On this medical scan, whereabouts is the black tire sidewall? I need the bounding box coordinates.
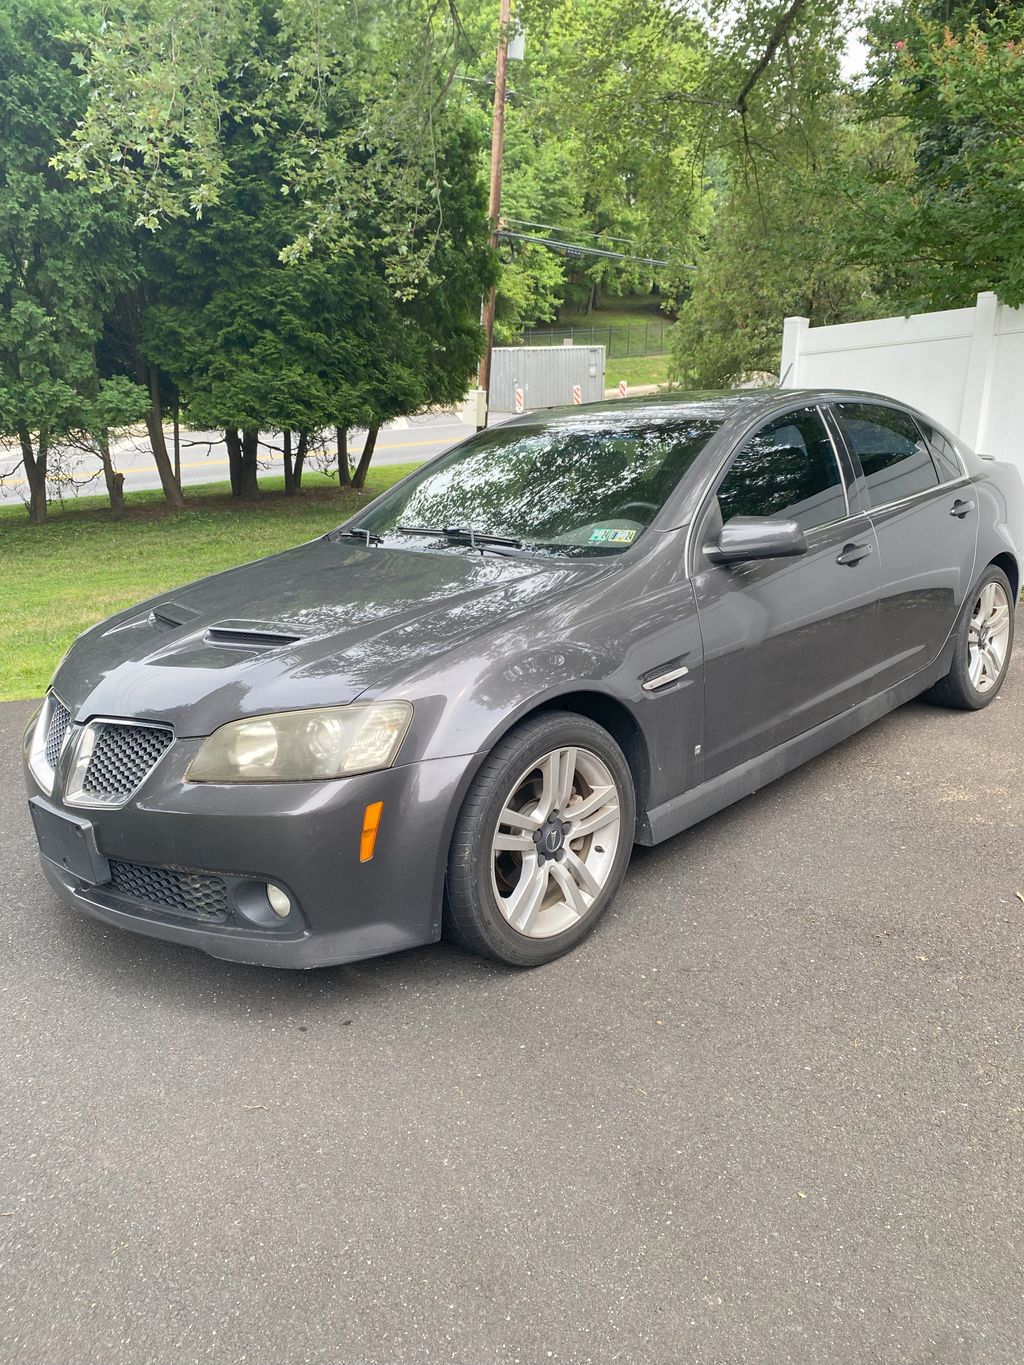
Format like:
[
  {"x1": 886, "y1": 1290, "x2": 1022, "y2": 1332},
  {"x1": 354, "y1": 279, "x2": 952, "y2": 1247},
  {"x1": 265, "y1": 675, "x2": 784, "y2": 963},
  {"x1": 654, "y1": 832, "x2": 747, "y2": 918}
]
[{"x1": 445, "y1": 712, "x2": 637, "y2": 966}]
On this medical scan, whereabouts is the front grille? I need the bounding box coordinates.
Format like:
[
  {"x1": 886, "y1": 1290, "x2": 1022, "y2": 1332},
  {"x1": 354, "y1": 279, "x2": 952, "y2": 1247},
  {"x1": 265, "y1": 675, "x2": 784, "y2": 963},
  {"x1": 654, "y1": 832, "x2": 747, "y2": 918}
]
[
  {"x1": 45, "y1": 698, "x2": 71, "y2": 769},
  {"x1": 106, "y1": 860, "x2": 229, "y2": 922},
  {"x1": 81, "y1": 723, "x2": 173, "y2": 801}
]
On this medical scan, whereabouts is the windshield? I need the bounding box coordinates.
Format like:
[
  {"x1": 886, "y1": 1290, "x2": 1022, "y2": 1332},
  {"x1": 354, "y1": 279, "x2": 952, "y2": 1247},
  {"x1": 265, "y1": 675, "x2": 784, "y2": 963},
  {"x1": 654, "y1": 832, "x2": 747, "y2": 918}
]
[{"x1": 357, "y1": 417, "x2": 722, "y2": 557}]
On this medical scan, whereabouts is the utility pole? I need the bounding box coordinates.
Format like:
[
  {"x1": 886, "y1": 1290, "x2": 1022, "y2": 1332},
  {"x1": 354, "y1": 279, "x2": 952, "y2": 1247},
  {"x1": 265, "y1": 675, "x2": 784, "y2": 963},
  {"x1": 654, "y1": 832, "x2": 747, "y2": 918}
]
[{"x1": 476, "y1": 0, "x2": 512, "y2": 424}]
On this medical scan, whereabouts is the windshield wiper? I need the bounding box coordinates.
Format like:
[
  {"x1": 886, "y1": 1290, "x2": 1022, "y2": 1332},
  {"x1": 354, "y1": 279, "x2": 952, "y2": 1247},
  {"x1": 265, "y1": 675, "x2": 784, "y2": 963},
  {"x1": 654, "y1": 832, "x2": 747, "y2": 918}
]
[
  {"x1": 397, "y1": 525, "x2": 531, "y2": 553},
  {"x1": 330, "y1": 526, "x2": 383, "y2": 546}
]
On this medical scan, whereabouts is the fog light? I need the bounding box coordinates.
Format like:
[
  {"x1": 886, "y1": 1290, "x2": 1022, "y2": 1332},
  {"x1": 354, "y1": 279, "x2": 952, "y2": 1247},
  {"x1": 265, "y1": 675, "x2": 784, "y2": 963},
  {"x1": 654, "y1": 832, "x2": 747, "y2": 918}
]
[{"x1": 266, "y1": 883, "x2": 292, "y2": 918}]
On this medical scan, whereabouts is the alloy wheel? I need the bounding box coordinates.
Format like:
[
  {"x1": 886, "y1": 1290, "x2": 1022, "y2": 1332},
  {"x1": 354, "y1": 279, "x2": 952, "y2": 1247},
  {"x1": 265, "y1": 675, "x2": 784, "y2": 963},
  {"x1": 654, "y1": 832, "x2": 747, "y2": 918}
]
[
  {"x1": 968, "y1": 580, "x2": 1011, "y2": 694},
  {"x1": 489, "y1": 746, "x2": 622, "y2": 939}
]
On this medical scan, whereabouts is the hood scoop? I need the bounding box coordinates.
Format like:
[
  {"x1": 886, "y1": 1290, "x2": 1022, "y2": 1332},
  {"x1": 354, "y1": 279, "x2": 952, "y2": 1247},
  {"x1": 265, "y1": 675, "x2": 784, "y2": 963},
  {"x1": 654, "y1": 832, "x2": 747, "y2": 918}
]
[
  {"x1": 151, "y1": 601, "x2": 201, "y2": 629},
  {"x1": 204, "y1": 621, "x2": 305, "y2": 651}
]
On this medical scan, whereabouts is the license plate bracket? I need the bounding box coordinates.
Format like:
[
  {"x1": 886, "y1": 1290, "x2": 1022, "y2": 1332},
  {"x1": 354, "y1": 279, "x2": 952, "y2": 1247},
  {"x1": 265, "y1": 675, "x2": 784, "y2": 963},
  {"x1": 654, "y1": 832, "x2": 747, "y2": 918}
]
[{"x1": 29, "y1": 798, "x2": 110, "y2": 885}]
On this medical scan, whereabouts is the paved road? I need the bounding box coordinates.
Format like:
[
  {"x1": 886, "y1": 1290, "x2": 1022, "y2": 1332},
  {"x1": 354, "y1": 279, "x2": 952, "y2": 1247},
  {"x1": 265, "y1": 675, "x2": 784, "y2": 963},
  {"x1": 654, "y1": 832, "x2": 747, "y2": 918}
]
[
  {"x1": 0, "y1": 413, "x2": 482, "y2": 504},
  {"x1": 2, "y1": 664, "x2": 1023, "y2": 1364}
]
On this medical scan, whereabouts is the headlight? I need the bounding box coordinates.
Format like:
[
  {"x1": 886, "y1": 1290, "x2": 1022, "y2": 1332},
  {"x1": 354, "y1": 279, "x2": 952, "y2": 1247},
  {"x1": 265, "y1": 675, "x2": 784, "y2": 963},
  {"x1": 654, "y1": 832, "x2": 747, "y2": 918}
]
[{"x1": 186, "y1": 702, "x2": 413, "y2": 783}]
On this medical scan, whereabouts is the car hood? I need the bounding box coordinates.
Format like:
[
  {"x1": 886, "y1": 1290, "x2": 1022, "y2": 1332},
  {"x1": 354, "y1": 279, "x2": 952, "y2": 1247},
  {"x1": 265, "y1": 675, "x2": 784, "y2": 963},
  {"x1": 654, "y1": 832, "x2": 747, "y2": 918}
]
[{"x1": 53, "y1": 538, "x2": 595, "y2": 737}]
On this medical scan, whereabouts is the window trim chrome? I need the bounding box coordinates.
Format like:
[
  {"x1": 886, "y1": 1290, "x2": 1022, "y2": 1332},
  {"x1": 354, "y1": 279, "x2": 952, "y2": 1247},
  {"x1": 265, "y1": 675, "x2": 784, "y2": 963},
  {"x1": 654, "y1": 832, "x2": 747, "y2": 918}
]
[
  {"x1": 859, "y1": 473, "x2": 973, "y2": 520},
  {"x1": 63, "y1": 717, "x2": 175, "y2": 810}
]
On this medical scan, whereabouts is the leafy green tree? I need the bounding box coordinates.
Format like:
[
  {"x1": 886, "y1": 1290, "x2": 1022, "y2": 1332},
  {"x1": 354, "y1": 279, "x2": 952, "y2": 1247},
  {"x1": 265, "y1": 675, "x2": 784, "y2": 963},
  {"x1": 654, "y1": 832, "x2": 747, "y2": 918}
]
[
  {"x1": 669, "y1": 115, "x2": 891, "y2": 386},
  {"x1": 0, "y1": 0, "x2": 148, "y2": 523},
  {"x1": 61, "y1": 0, "x2": 491, "y2": 500},
  {"x1": 668, "y1": 0, "x2": 889, "y2": 385},
  {"x1": 134, "y1": 9, "x2": 490, "y2": 499},
  {"x1": 455, "y1": 0, "x2": 711, "y2": 334},
  {"x1": 842, "y1": 3, "x2": 1024, "y2": 310}
]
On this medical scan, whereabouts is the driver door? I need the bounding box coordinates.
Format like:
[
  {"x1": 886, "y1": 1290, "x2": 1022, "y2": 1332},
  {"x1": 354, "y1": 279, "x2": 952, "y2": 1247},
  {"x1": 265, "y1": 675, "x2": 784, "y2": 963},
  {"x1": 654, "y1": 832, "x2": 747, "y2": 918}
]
[{"x1": 691, "y1": 404, "x2": 880, "y2": 781}]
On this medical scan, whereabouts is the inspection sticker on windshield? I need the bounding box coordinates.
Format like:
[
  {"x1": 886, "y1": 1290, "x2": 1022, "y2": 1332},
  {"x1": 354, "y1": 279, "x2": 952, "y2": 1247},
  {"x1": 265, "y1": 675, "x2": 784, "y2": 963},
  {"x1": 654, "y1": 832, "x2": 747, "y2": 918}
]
[{"x1": 589, "y1": 527, "x2": 637, "y2": 544}]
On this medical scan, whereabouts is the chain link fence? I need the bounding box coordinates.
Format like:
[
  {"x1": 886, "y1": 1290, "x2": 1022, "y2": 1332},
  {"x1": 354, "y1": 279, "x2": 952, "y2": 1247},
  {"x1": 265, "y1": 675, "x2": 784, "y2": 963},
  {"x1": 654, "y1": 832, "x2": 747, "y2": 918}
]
[{"x1": 521, "y1": 321, "x2": 669, "y2": 358}]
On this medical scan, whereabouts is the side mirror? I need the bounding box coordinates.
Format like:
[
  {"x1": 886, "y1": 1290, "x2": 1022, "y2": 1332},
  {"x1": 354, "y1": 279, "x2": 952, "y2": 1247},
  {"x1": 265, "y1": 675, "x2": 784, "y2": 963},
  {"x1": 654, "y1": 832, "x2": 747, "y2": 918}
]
[{"x1": 704, "y1": 515, "x2": 808, "y2": 565}]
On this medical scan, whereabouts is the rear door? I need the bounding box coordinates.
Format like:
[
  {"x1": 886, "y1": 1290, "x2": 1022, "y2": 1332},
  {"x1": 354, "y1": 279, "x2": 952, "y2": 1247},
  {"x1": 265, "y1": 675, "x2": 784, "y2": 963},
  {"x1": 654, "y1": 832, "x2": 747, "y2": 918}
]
[
  {"x1": 691, "y1": 404, "x2": 880, "y2": 781},
  {"x1": 829, "y1": 402, "x2": 979, "y2": 694}
]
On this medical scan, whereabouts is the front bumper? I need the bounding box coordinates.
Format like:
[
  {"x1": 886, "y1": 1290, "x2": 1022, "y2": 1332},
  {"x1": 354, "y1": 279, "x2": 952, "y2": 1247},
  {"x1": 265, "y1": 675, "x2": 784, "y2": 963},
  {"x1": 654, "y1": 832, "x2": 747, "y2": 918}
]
[{"x1": 25, "y1": 730, "x2": 472, "y2": 968}]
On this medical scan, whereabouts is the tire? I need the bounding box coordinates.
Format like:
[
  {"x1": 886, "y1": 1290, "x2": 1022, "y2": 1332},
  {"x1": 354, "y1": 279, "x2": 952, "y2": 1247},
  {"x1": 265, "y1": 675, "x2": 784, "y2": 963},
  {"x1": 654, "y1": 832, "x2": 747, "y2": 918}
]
[
  {"x1": 925, "y1": 564, "x2": 1015, "y2": 710},
  {"x1": 444, "y1": 710, "x2": 637, "y2": 967}
]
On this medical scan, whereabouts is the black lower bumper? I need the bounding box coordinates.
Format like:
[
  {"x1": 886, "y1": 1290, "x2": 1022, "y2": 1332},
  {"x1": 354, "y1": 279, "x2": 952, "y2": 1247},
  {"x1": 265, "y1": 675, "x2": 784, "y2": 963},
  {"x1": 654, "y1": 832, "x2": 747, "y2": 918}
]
[{"x1": 29, "y1": 749, "x2": 474, "y2": 969}]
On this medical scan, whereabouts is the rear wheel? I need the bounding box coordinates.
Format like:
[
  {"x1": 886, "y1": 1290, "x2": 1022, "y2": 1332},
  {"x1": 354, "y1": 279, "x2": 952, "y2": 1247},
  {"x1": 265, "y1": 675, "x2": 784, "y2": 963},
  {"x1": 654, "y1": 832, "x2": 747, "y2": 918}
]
[
  {"x1": 926, "y1": 565, "x2": 1015, "y2": 710},
  {"x1": 444, "y1": 711, "x2": 636, "y2": 966}
]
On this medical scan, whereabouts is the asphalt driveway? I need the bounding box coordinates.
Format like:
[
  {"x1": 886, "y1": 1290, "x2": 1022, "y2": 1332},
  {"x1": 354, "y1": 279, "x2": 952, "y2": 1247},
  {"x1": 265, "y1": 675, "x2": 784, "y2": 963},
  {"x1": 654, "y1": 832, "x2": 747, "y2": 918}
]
[{"x1": 2, "y1": 668, "x2": 1023, "y2": 1365}]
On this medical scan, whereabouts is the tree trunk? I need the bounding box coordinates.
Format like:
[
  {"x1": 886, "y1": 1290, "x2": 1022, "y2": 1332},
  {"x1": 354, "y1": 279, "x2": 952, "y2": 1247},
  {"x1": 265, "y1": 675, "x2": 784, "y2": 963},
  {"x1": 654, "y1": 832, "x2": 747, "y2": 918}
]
[
  {"x1": 144, "y1": 364, "x2": 184, "y2": 510},
  {"x1": 294, "y1": 431, "x2": 308, "y2": 491},
  {"x1": 283, "y1": 430, "x2": 294, "y2": 495},
  {"x1": 351, "y1": 423, "x2": 381, "y2": 490},
  {"x1": 172, "y1": 392, "x2": 181, "y2": 488},
  {"x1": 18, "y1": 427, "x2": 47, "y2": 525},
  {"x1": 96, "y1": 430, "x2": 125, "y2": 519},
  {"x1": 336, "y1": 426, "x2": 352, "y2": 486},
  {"x1": 238, "y1": 427, "x2": 260, "y2": 500},
  {"x1": 225, "y1": 428, "x2": 242, "y2": 496}
]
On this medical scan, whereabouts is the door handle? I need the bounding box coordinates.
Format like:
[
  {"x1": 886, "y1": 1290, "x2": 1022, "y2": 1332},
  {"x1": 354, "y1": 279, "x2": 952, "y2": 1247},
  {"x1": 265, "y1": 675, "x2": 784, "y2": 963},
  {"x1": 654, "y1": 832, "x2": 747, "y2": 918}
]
[
  {"x1": 836, "y1": 542, "x2": 873, "y2": 566},
  {"x1": 950, "y1": 498, "x2": 975, "y2": 518}
]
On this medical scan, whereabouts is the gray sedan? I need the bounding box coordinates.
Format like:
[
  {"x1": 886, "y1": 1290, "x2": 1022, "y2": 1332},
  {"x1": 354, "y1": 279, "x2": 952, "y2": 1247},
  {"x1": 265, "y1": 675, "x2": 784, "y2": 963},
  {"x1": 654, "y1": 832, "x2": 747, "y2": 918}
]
[{"x1": 23, "y1": 390, "x2": 1023, "y2": 967}]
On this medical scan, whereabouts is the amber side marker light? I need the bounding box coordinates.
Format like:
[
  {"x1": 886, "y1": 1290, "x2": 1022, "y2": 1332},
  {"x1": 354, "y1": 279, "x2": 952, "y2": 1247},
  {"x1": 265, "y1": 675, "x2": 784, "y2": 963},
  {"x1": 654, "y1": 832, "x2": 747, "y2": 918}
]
[{"x1": 360, "y1": 801, "x2": 384, "y2": 863}]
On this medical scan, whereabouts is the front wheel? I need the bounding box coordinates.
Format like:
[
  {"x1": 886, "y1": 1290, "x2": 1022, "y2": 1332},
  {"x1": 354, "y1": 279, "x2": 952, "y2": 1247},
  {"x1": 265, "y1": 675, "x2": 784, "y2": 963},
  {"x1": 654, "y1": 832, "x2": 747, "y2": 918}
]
[
  {"x1": 926, "y1": 565, "x2": 1015, "y2": 710},
  {"x1": 444, "y1": 711, "x2": 636, "y2": 966}
]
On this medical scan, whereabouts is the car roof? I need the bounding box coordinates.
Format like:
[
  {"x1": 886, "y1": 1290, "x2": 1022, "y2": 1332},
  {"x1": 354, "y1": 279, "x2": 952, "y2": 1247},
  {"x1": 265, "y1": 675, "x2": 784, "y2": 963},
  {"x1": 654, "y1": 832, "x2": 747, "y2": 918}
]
[{"x1": 498, "y1": 387, "x2": 919, "y2": 430}]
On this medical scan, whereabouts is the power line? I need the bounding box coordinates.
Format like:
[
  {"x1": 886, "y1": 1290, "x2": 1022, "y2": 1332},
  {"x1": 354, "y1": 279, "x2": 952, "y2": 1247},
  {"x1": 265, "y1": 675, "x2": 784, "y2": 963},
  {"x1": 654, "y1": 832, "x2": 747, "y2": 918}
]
[
  {"x1": 498, "y1": 228, "x2": 694, "y2": 270},
  {"x1": 503, "y1": 217, "x2": 647, "y2": 248}
]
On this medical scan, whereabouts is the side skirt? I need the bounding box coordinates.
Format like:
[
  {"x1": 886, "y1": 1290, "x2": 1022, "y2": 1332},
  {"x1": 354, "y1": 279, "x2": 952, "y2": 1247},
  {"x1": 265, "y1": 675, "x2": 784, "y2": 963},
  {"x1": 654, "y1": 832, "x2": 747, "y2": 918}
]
[{"x1": 637, "y1": 652, "x2": 952, "y2": 847}]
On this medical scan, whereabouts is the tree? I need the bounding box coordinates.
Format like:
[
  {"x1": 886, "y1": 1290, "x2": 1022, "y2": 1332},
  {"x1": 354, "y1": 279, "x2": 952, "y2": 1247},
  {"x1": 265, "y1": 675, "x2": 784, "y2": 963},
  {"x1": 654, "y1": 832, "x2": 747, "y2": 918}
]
[
  {"x1": 839, "y1": 3, "x2": 1024, "y2": 311},
  {"x1": 129, "y1": 3, "x2": 491, "y2": 500},
  {"x1": 0, "y1": 0, "x2": 148, "y2": 523},
  {"x1": 452, "y1": 0, "x2": 712, "y2": 333},
  {"x1": 668, "y1": 0, "x2": 888, "y2": 385},
  {"x1": 60, "y1": 0, "x2": 492, "y2": 501},
  {"x1": 669, "y1": 113, "x2": 892, "y2": 386}
]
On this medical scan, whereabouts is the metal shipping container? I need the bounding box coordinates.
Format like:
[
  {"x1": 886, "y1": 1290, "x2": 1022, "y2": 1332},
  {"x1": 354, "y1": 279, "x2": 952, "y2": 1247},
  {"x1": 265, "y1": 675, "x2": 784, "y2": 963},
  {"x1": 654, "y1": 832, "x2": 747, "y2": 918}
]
[{"x1": 490, "y1": 345, "x2": 606, "y2": 412}]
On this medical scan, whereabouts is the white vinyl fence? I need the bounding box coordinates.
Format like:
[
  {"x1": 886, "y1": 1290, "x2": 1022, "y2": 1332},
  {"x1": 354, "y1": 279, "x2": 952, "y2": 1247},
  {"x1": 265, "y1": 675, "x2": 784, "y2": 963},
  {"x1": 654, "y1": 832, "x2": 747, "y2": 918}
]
[{"x1": 779, "y1": 291, "x2": 1024, "y2": 471}]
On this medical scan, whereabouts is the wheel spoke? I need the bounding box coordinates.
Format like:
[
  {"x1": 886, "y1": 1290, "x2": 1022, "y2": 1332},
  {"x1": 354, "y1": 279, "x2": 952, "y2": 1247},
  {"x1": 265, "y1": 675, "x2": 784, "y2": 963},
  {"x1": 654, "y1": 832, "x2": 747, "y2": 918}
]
[
  {"x1": 494, "y1": 831, "x2": 535, "y2": 852},
  {"x1": 987, "y1": 604, "x2": 1010, "y2": 638},
  {"x1": 568, "y1": 800, "x2": 619, "y2": 840},
  {"x1": 565, "y1": 783, "x2": 613, "y2": 823},
  {"x1": 505, "y1": 856, "x2": 548, "y2": 934},
  {"x1": 499, "y1": 804, "x2": 542, "y2": 832},
  {"x1": 980, "y1": 582, "x2": 996, "y2": 617},
  {"x1": 555, "y1": 747, "x2": 577, "y2": 810},
  {"x1": 548, "y1": 860, "x2": 589, "y2": 920},
  {"x1": 536, "y1": 747, "x2": 577, "y2": 819},
  {"x1": 534, "y1": 752, "x2": 560, "y2": 820},
  {"x1": 564, "y1": 849, "x2": 602, "y2": 898},
  {"x1": 983, "y1": 645, "x2": 1002, "y2": 683}
]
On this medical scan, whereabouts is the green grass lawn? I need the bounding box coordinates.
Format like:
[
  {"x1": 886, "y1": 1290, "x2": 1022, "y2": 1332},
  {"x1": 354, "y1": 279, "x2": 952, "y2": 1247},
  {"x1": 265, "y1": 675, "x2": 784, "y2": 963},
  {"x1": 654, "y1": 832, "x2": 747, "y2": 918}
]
[
  {"x1": 607, "y1": 354, "x2": 671, "y2": 389},
  {"x1": 0, "y1": 465, "x2": 415, "y2": 701},
  {"x1": 556, "y1": 291, "x2": 668, "y2": 331}
]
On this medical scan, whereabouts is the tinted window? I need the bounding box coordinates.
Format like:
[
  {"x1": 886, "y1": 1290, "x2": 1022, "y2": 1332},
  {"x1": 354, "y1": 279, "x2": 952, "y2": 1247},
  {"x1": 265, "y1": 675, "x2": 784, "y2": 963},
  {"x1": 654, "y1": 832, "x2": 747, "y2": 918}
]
[
  {"x1": 716, "y1": 406, "x2": 846, "y2": 532},
  {"x1": 834, "y1": 403, "x2": 940, "y2": 506},
  {"x1": 920, "y1": 423, "x2": 965, "y2": 483},
  {"x1": 358, "y1": 415, "x2": 723, "y2": 557}
]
